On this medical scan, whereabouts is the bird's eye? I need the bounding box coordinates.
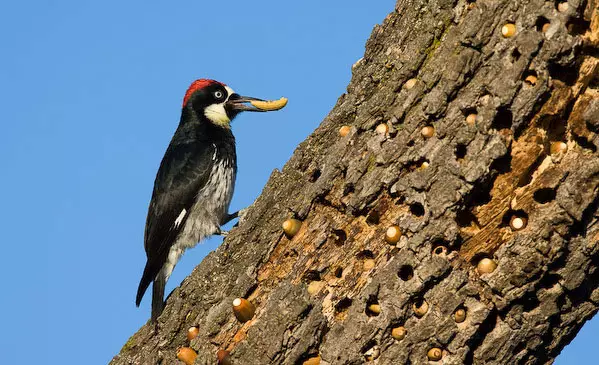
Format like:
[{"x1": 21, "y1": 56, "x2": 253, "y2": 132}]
[{"x1": 214, "y1": 91, "x2": 224, "y2": 100}]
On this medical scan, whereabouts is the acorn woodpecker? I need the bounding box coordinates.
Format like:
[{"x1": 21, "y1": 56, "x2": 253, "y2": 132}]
[{"x1": 136, "y1": 79, "x2": 284, "y2": 321}]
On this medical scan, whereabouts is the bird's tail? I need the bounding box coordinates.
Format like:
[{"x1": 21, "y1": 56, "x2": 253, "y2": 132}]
[{"x1": 151, "y1": 273, "x2": 166, "y2": 322}]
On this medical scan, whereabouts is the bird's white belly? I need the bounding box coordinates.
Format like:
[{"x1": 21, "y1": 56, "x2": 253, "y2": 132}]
[{"x1": 161, "y1": 162, "x2": 235, "y2": 281}]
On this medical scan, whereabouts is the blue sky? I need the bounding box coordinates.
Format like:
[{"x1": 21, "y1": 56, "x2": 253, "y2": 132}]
[{"x1": 0, "y1": 1, "x2": 594, "y2": 364}]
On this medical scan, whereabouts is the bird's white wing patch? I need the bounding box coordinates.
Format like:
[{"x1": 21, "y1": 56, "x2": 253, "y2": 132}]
[{"x1": 174, "y1": 209, "x2": 187, "y2": 228}]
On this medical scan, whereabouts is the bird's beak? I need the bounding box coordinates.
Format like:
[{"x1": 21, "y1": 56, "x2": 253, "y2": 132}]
[
  {"x1": 225, "y1": 93, "x2": 288, "y2": 112},
  {"x1": 226, "y1": 94, "x2": 267, "y2": 112}
]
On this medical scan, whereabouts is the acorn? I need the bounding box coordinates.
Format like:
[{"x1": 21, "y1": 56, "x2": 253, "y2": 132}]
[
  {"x1": 303, "y1": 356, "x2": 321, "y2": 365},
  {"x1": 427, "y1": 347, "x2": 443, "y2": 361},
  {"x1": 186, "y1": 326, "x2": 199, "y2": 341},
  {"x1": 364, "y1": 346, "x2": 380, "y2": 361},
  {"x1": 307, "y1": 280, "x2": 325, "y2": 295},
  {"x1": 524, "y1": 75, "x2": 537, "y2": 85},
  {"x1": 433, "y1": 245, "x2": 447, "y2": 257},
  {"x1": 420, "y1": 161, "x2": 430, "y2": 169},
  {"x1": 413, "y1": 300, "x2": 429, "y2": 318},
  {"x1": 421, "y1": 125, "x2": 435, "y2": 138},
  {"x1": 542, "y1": 22, "x2": 551, "y2": 33},
  {"x1": 557, "y1": 2, "x2": 569, "y2": 12},
  {"x1": 282, "y1": 218, "x2": 302, "y2": 238},
  {"x1": 466, "y1": 113, "x2": 477, "y2": 125},
  {"x1": 385, "y1": 225, "x2": 401, "y2": 244},
  {"x1": 477, "y1": 258, "x2": 497, "y2": 274},
  {"x1": 339, "y1": 125, "x2": 351, "y2": 137},
  {"x1": 363, "y1": 258, "x2": 376, "y2": 270},
  {"x1": 510, "y1": 215, "x2": 527, "y2": 231},
  {"x1": 232, "y1": 298, "x2": 256, "y2": 323},
  {"x1": 367, "y1": 303, "x2": 381, "y2": 315},
  {"x1": 217, "y1": 350, "x2": 232, "y2": 365},
  {"x1": 454, "y1": 308, "x2": 467, "y2": 323},
  {"x1": 502, "y1": 23, "x2": 517, "y2": 38},
  {"x1": 376, "y1": 123, "x2": 389, "y2": 135},
  {"x1": 404, "y1": 78, "x2": 418, "y2": 90},
  {"x1": 177, "y1": 347, "x2": 198, "y2": 365},
  {"x1": 550, "y1": 141, "x2": 567, "y2": 154},
  {"x1": 391, "y1": 326, "x2": 406, "y2": 340}
]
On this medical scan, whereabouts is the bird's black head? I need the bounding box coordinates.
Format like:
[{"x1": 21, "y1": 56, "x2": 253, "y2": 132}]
[{"x1": 182, "y1": 79, "x2": 276, "y2": 128}]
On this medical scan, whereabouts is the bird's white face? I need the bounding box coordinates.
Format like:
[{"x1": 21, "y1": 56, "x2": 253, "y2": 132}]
[{"x1": 204, "y1": 85, "x2": 236, "y2": 127}]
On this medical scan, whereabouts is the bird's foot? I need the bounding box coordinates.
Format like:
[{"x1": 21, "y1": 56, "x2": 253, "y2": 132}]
[
  {"x1": 215, "y1": 227, "x2": 229, "y2": 237},
  {"x1": 223, "y1": 206, "x2": 250, "y2": 225}
]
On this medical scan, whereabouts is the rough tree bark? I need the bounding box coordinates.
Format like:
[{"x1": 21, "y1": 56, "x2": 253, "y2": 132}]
[{"x1": 111, "y1": 0, "x2": 599, "y2": 364}]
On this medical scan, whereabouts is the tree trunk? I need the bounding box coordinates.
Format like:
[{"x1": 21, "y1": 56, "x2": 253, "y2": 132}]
[{"x1": 111, "y1": 0, "x2": 599, "y2": 364}]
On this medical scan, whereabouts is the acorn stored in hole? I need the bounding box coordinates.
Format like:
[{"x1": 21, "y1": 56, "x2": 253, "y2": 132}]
[
  {"x1": 367, "y1": 303, "x2": 381, "y2": 315},
  {"x1": 433, "y1": 245, "x2": 447, "y2": 257},
  {"x1": 510, "y1": 216, "x2": 527, "y2": 231},
  {"x1": 364, "y1": 346, "x2": 380, "y2": 361},
  {"x1": 557, "y1": 2, "x2": 569, "y2": 12},
  {"x1": 477, "y1": 258, "x2": 497, "y2": 274},
  {"x1": 421, "y1": 125, "x2": 435, "y2": 138},
  {"x1": 232, "y1": 298, "x2": 256, "y2": 323},
  {"x1": 466, "y1": 113, "x2": 477, "y2": 124},
  {"x1": 542, "y1": 22, "x2": 551, "y2": 33},
  {"x1": 413, "y1": 300, "x2": 429, "y2": 317},
  {"x1": 502, "y1": 23, "x2": 517, "y2": 38},
  {"x1": 339, "y1": 125, "x2": 351, "y2": 137},
  {"x1": 363, "y1": 258, "x2": 376, "y2": 270},
  {"x1": 427, "y1": 347, "x2": 443, "y2": 361},
  {"x1": 217, "y1": 350, "x2": 232, "y2": 365},
  {"x1": 524, "y1": 75, "x2": 537, "y2": 85},
  {"x1": 303, "y1": 356, "x2": 321, "y2": 365},
  {"x1": 391, "y1": 326, "x2": 406, "y2": 340},
  {"x1": 177, "y1": 347, "x2": 198, "y2": 365},
  {"x1": 282, "y1": 218, "x2": 302, "y2": 238},
  {"x1": 376, "y1": 123, "x2": 389, "y2": 135},
  {"x1": 385, "y1": 225, "x2": 401, "y2": 244},
  {"x1": 454, "y1": 308, "x2": 467, "y2": 323},
  {"x1": 404, "y1": 78, "x2": 417, "y2": 89},
  {"x1": 186, "y1": 326, "x2": 199, "y2": 341},
  {"x1": 550, "y1": 141, "x2": 567, "y2": 154}
]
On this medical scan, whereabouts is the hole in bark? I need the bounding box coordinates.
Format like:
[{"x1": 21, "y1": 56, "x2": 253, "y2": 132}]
[
  {"x1": 491, "y1": 107, "x2": 513, "y2": 131},
  {"x1": 535, "y1": 17, "x2": 550, "y2": 32},
  {"x1": 357, "y1": 250, "x2": 375, "y2": 260},
  {"x1": 334, "y1": 267, "x2": 343, "y2": 278},
  {"x1": 567, "y1": 18, "x2": 590, "y2": 36},
  {"x1": 456, "y1": 208, "x2": 478, "y2": 228},
  {"x1": 574, "y1": 134, "x2": 598, "y2": 152},
  {"x1": 335, "y1": 297, "x2": 352, "y2": 314},
  {"x1": 331, "y1": 229, "x2": 347, "y2": 246},
  {"x1": 540, "y1": 273, "x2": 562, "y2": 289},
  {"x1": 410, "y1": 202, "x2": 425, "y2": 216},
  {"x1": 366, "y1": 209, "x2": 380, "y2": 225},
  {"x1": 517, "y1": 154, "x2": 545, "y2": 187},
  {"x1": 407, "y1": 140, "x2": 415, "y2": 147},
  {"x1": 365, "y1": 296, "x2": 381, "y2": 317},
  {"x1": 455, "y1": 143, "x2": 468, "y2": 160},
  {"x1": 309, "y1": 168, "x2": 321, "y2": 182},
  {"x1": 432, "y1": 238, "x2": 451, "y2": 255},
  {"x1": 538, "y1": 114, "x2": 567, "y2": 141},
  {"x1": 490, "y1": 149, "x2": 512, "y2": 173},
  {"x1": 533, "y1": 187, "x2": 557, "y2": 203},
  {"x1": 511, "y1": 48, "x2": 521, "y2": 62},
  {"x1": 362, "y1": 341, "x2": 380, "y2": 361},
  {"x1": 407, "y1": 157, "x2": 430, "y2": 171},
  {"x1": 398, "y1": 265, "x2": 414, "y2": 281},
  {"x1": 343, "y1": 183, "x2": 355, "y2": 196},
  {"x1": 522, "y1": 294, "x2": 541, "y2": 312},
  {"x1": 548, "y1": 62, "x2": 579, "y2": 86},
  {"x1": 303, "y1": 270, "x2": 321, "y2": 282}
]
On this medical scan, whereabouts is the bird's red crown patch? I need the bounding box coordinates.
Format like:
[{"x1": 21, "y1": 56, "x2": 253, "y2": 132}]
[{"x1": 182, "y1": 79, "x2": 226, "y2": 107}]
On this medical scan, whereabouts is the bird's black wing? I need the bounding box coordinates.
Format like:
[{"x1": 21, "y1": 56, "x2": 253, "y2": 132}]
[{"x1": 135, "y1": 140, "x2": 215, "y2": 306}]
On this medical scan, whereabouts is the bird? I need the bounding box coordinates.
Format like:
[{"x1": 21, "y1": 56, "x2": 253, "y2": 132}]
[{"x1": 136, "y1": 79, "x2": 284, "y2": 321}]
